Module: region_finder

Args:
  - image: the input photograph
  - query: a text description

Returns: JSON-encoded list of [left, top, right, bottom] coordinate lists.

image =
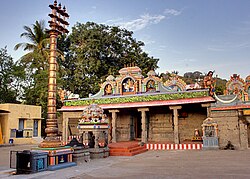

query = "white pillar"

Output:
[[169, 106, 182, 144], [138, 108, 149, 143], [109, 110, 119, 143]]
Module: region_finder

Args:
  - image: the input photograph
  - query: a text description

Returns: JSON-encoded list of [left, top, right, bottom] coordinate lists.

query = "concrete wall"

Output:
[[59, 111, 82, 143], [0, 113, 8, 143], [0, 103, 42, 144]]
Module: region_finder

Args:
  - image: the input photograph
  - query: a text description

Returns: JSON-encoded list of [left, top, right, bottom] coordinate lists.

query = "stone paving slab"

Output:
[[0, 144, 250, 179]]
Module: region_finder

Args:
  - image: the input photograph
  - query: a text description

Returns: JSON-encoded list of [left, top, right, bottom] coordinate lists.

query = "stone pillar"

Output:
[[65, 118, 69, 144], [138, 108, 149, 143], [93, 130, 99, 149], [109, 110, 119, 143], [201, 103, 211, 117], [108, 115, 112, 144], [169, 106, 182, 144], [62, 117, 66, 144], [38, 120, 42, 138]]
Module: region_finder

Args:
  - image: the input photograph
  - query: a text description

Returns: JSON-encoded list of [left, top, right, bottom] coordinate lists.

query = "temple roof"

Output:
[[119, 66, 142, 75], [59, 91, 215, 112], [211, 104, 250, 111]]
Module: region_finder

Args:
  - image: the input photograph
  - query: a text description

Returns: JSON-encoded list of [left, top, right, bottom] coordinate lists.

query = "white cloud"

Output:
[[119, 14, 165, 32], [105, 18, 124, 24], [104, 8, 182, 32], [181, 58, 197, 62], [164, 9, 182, 16], [207, 46, 225, 52], [208, 42, 250, 52]]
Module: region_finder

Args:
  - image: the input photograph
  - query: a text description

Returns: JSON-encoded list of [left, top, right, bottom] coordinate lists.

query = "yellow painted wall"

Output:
[[0, 103, 42, 144]]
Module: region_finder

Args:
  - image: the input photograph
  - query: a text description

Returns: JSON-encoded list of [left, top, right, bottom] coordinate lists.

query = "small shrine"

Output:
[[201, 117, 219, 150], [78, 104, 109, 158]]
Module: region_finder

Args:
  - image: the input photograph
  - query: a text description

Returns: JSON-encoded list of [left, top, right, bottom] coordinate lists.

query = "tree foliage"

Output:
[[14, 20, 50, 119], [0, 47, 25, 103], [61, 22, 159, 97]]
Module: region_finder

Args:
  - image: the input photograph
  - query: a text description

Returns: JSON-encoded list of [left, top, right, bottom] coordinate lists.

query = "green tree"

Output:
[[14, 20, 69, 136], [0, 47, 25, 103], [14, 20, 50, 120], [14, 20, 50, 71], [63, 22, 159, 97], [214, 77, 227, 95]]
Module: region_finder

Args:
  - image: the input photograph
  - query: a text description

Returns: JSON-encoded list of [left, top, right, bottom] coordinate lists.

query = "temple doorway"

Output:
[[130, 112, 142, 140]]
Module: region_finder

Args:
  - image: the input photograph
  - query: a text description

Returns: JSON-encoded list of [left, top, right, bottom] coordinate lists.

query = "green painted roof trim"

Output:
[[65, 90, 209, 107]]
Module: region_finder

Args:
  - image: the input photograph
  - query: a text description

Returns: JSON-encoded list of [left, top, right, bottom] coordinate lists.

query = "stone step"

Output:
[[109, 142, 148, 156], [109, 147, 148, 156]]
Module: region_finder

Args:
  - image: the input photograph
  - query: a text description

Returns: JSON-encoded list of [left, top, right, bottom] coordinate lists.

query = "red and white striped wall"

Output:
[[146, 143, 203, 150], [60, 136, 202, 150]]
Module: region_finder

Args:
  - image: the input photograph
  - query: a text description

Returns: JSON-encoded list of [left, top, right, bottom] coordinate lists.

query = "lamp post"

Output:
[[40, 0, 69, 148]]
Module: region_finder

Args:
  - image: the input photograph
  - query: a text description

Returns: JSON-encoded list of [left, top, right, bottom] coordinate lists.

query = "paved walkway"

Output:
[[0, 144, 250, 179]]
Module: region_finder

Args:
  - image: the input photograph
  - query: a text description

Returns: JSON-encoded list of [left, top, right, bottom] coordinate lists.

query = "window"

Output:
[[19, 119, 24, 130], [10, 129, 16, 138], [16, 119, 25, 138], [33, 120, 38, 137]]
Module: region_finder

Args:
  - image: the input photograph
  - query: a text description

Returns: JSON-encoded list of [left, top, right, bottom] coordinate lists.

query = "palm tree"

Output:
[[14, 20, 50, 71]]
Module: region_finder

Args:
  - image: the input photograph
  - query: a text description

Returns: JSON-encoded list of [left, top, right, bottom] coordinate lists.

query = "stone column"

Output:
[[108, 115, 112, 144], [169, 106, 182, 144], [65, 118, 69, 144], [62, 117, 66, 144], [109, 110, 119, 143], [93, 130, 99, 149], [38, 120, 42, 138], [138, 108, 149, 143], [201, 103, 211, 117]]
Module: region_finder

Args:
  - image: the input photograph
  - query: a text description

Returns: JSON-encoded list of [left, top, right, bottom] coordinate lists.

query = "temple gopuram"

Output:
[[58, 67, 250, 151]]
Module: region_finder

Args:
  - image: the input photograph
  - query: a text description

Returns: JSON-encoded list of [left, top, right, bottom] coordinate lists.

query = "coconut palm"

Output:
[[14, 20, 50, 71]]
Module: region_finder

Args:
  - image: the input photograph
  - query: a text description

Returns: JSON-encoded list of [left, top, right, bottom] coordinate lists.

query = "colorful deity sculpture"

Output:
[[78, 104, 109, 149], [225, 74, 247, 100], [203, 71, 216, 96], [164, 73, 186, 92]]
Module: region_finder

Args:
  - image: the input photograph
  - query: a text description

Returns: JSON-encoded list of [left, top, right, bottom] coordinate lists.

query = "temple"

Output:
[[58, 67, 250, 150]]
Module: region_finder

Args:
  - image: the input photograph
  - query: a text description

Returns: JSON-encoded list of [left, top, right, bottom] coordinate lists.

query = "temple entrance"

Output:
[[130, 112, 142, 140], [135, 114, 142, 139]]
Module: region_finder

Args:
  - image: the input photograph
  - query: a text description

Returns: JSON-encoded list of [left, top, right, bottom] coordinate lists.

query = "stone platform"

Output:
[[32, 146, 76, 171], [89, 147, 109, 159]]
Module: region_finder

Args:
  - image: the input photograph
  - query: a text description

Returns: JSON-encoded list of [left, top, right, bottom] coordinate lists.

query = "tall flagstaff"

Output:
[[40, 0, 69, 148]]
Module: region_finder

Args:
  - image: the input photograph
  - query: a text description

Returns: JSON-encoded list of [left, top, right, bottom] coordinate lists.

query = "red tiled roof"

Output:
[[211, 104, 250, 111], [59, 96, 215, 112]]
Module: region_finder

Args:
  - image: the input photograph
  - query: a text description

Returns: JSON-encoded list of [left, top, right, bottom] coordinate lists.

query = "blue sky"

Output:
[[0, 0, 250, 80]]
